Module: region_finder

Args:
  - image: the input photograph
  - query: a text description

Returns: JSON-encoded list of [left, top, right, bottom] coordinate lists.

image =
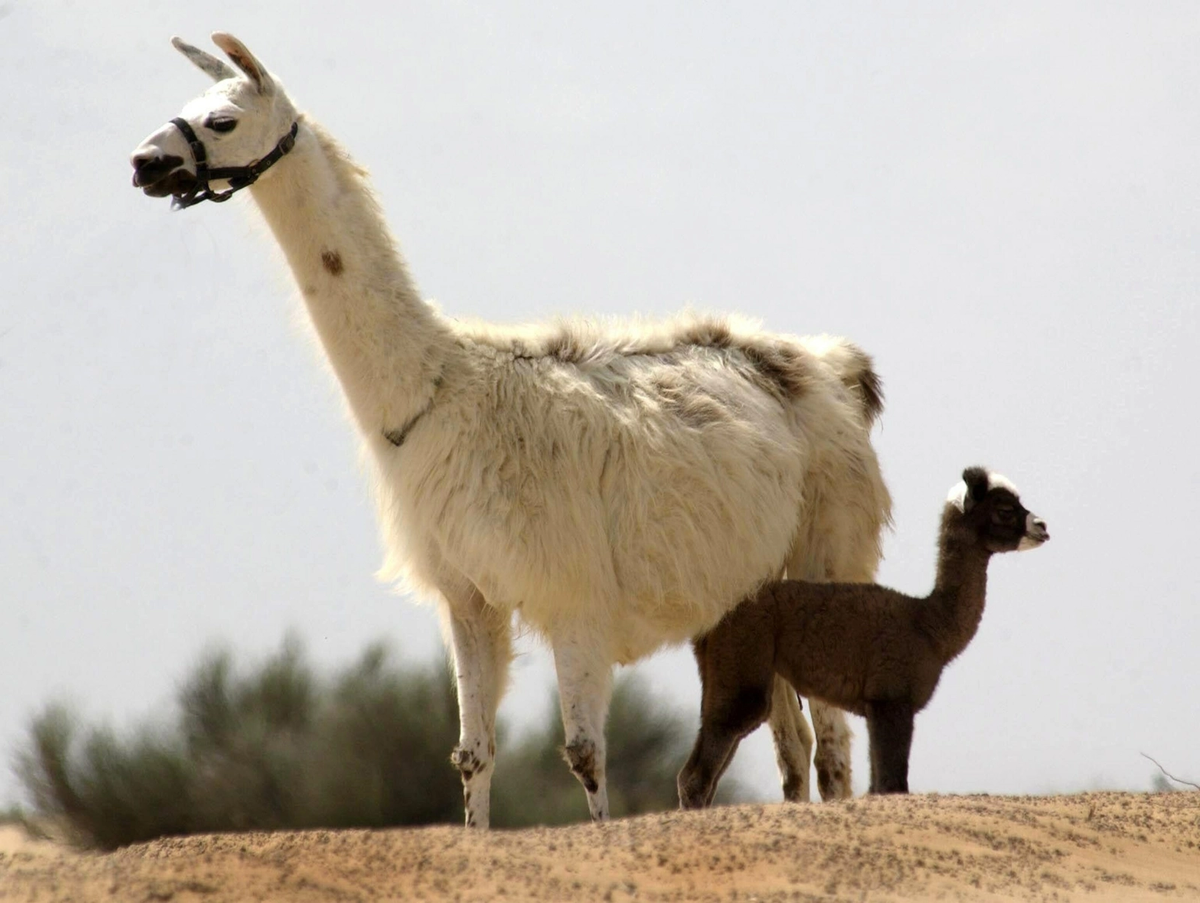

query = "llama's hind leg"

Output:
[[552, 634, 613, 821], [810, 700, 854, 800], [442, 584, 513, 828], [864, 699, 913, 794], [767, 677, 813, 802]]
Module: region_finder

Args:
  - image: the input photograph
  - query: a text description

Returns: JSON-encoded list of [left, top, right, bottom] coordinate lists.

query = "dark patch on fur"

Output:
[[382, 371, 444, 448], [815, 754, 848, 801], [320, 250, 344, 275], [853, 358, 885, 426], [740, 340, 812, 401], [562, 740, 600, 794], [450, 745, 484, 784], [503, 317, 773, 374], [543, 329, 588, 364], [680, 320, 733, 349]]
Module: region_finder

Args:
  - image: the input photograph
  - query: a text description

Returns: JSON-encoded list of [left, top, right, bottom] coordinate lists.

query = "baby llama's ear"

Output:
[[962, 467, 990, 508]]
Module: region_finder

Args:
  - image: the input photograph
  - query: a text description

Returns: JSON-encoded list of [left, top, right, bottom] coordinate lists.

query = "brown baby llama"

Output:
[[678, 466, 1049, 804]]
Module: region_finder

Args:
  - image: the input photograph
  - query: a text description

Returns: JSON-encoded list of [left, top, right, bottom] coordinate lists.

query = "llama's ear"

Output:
[[962, 467, 990, 508], [172, 36, 236, 82], [211, 32, 274, 94]]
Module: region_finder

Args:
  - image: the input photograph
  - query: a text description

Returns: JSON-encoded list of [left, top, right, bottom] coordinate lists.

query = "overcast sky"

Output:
[[2, 1, 1198, 808]]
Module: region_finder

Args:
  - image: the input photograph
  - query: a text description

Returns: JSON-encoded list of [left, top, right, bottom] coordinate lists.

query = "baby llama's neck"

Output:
[[924, 514, 992, 663], [248, 117, 457, 441]]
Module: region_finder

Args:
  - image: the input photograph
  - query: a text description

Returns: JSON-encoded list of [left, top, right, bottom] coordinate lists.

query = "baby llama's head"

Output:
[[944, 467, 1049, 554]]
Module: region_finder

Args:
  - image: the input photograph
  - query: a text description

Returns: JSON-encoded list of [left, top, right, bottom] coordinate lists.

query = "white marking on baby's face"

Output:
[[1017, 512, 1049, 550], [948, 469, 1020, 513], [986, 471, 1020, 496]]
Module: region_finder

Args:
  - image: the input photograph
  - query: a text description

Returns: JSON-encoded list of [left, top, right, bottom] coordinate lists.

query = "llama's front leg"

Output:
[[767, 677, 813, 802], [552, 636, 613, 821], [443, 586, 513, 828], [864, 699, 913, 794], [678, 719, 744, 809], [678, 682, 771, 809]]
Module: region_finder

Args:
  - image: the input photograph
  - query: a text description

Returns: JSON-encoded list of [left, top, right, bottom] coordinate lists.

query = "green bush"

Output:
[[14, 638, 751, 848]]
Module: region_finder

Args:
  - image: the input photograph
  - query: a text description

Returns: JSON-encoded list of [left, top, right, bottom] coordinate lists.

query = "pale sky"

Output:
[[3, 1, 1198, 807]]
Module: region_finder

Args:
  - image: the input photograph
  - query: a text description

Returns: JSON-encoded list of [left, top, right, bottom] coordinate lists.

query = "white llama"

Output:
[[130, 33, 892, 827]]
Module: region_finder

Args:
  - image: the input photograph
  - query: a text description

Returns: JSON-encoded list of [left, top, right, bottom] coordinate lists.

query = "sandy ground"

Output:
[[1, 792, 1197, 902]]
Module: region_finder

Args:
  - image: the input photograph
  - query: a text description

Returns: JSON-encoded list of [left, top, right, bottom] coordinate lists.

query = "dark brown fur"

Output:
[[320, 249, 344, 275], [844, 347, 884, 427], [678, 467, 1048, 805], [739, 339, 813, 401], [562, 739, 601, 794]]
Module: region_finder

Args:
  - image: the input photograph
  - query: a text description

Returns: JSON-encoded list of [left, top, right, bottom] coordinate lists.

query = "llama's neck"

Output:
[[248, 117, 457, 439], [924, 521, 992, 663]]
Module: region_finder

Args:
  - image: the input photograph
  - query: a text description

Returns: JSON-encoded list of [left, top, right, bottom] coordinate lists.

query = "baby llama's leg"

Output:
[[865, 699, 914, 794], [679, 680, 773, 809], [443, 585, 513, 828], [552, 632, 614, 820], [680, 617, 779, 808]]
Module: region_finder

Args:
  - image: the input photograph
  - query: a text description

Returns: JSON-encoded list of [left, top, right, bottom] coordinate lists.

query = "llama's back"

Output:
[[761, 580, 930, 714], [375, 312, 888, 663]]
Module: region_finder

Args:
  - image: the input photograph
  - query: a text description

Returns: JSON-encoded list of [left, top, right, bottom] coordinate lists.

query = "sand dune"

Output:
[[2, 792, 1197, 901]]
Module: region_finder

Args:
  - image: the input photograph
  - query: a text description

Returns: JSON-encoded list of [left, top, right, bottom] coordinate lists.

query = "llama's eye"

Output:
[[207, 117, 238, 133]]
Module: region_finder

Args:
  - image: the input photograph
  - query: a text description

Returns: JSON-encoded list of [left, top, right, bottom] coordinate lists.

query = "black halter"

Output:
[[169, 118, 299, 209]]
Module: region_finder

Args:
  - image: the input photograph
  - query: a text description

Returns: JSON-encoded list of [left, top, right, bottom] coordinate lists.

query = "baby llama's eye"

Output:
[[207, 117, 238, 133]]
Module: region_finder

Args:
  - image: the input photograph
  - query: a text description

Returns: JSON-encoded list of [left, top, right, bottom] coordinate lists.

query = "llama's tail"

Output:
[[802, 336, 884, 428]]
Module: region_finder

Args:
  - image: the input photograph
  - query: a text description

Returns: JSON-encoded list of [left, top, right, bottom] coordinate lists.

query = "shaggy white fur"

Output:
[[131, 33, 892, 827]]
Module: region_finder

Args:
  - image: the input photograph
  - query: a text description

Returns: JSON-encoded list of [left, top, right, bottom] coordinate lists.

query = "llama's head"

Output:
[[945, 467, 1049, 554], [130, 33, 299, 207]]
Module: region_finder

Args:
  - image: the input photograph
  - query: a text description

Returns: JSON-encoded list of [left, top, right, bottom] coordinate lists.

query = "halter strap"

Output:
[[169, 118, 299, 209]]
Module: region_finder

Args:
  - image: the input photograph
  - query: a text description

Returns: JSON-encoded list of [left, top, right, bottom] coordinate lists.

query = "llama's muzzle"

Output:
[[1019, 515, 1049, 550], [131, 153, 198, 198]]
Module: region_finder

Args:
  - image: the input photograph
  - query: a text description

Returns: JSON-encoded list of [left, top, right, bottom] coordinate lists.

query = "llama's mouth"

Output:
[[131, 154, 198, 199], [1018, 516, 1049, 550], [136, 169, 201, 199]]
